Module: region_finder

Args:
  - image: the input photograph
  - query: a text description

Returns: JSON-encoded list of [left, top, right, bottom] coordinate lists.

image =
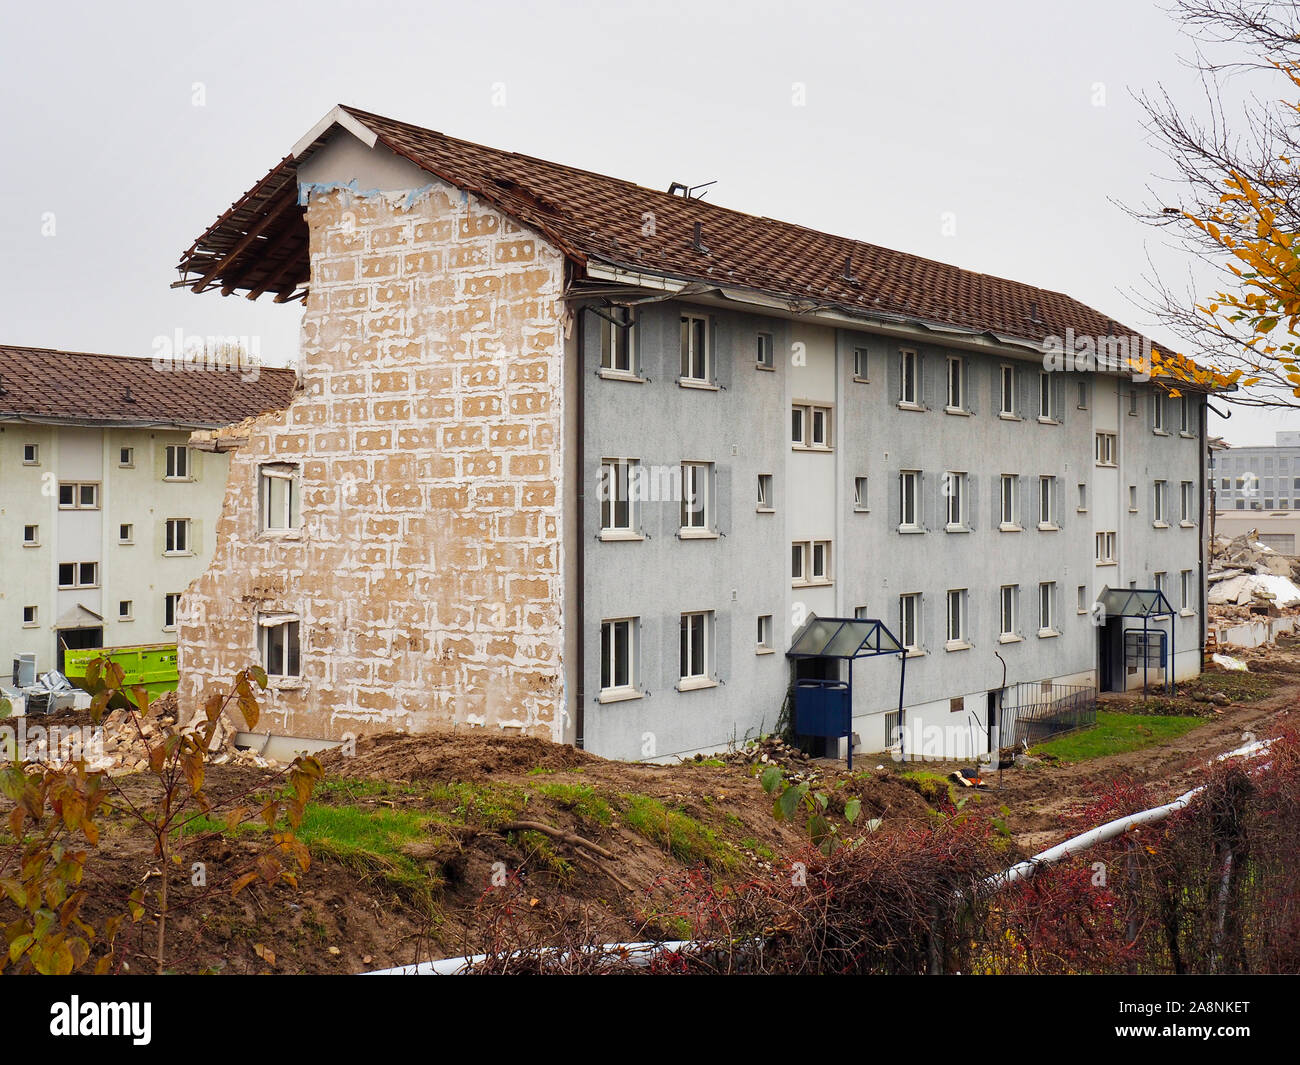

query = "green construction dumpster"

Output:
[[63, 643, 179, 705]]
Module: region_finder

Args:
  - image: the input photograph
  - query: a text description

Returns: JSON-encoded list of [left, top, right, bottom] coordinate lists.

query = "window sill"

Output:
[[904, 648, 926, 659], [1152, 521, 1170, 530], [269, 677, 304, 691], [1096, 462, 1117, 469], [1180, 608, 1196, 618], [1179, 431, 1195, 439], [756, 505, 775, 514], [945, 524, 970, 534], [998, 412, 1021, 422], [853, 506, 869, 514], [1179, 520, 1195, 529], [21, 543, 39, 549], [791, 444, 833, 454], [599, 530, 645, 542], [163, 551, 194, 558], [678, 378, 719, 392], [162, 477, 194, 483], [755, 363, 775, 373], [1096, 560, 1117, 567], [1076, 507, 1088, 514], [21, 623, 38, 630], [998, 634, 1022, 644], [598, 368, 645, 383], [1037, 522, 1060, 532], [1037, 628, 1060, 639], [998, 523, 1022, 533], [676, 676, 718, 693], [1153, 429, 1170, 437], [897, 401, 925, 413], [945, 640, 971, 653], [258, 529, 304, 541], [1128, 508, 1139, 514], [852, 375, 870, 384], [755, 646, 776, 656], [598, 687, 643, 705], [678, 528, 719, 540], [793, 578, 833, 589], [1037, 416, 1060, 426], [897, 525, 925, 535], [944, 406, 970, 417]]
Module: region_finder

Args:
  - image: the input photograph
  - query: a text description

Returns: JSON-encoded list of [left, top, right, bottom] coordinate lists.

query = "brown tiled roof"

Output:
[[178, 104, 1142, 350], [0, 346, 297, 428]]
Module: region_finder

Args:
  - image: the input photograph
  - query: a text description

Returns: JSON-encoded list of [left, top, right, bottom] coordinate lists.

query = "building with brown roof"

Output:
[[0, 346, 295, 676], [171, 106, 1207, 761]]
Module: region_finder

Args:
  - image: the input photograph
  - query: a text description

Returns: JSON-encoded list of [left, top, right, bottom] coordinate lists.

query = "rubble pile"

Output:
[[712, 735, 820, 783], [1209, 530, 1300, 616]]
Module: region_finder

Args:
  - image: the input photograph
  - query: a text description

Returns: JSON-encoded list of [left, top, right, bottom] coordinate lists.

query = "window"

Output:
[[946, 356, 963, 409], [22, 606, 37, 627], [600, 458, 638, 533], [22, 524, 38, 546], [999, 585, 1017, 639], [899, 471, 920, 529], [854, 476, 868, 511], [792, 541, 832, 583], [600, 618, 636, 693], [946, 589, 967, 646], [1180, 481, 1195, 524], [944, 471, 966, 529], [757, 614, 774, 652], [792, 403, 832, 448], [679, 611, 710, 683], [1039, 372, 1054, 420], [756, 331, 774, 369], [679, 314, 710, 382], [1129, 484, 1138, 512], [1179, 395, 1192, 434], [58, 482, 99, 509], [757, 474, 774, 511], [1152, 393, 1166, 433], [812, 540, 831, 581], [1039, 476, 1057, 527], [853, 346, 869, 381], [259, 615, 301, 678], [999, 365, 1015, 416], [1154, 481, 1168, 525], [899, 349, 918, 405], [1076, 380, 1089, 409], [1095, 432, 1116, 466], [899, 593, 921, 652], [58, 562, 98, 589], [680, 462, 711, 531], [600, 307, 635, 373], [165, 445, 190, 480], [1129, 389, 1139, 416], [1077, 483, 1087, 511], [1154, 571, 1167, 598], [118, 600, 133, 621], [791, 541, 807, 582], [165, 518, 191, 555], [22, 444, 38, 465], [1077, 585, 1088, 614], [1038, 582, 1056, 634], [119, 446, 134, 467], [1095, 531, 1117, 564], [1181, 570, 1195, 613], [260, 463, 301, 532], [1000, 474, 1018, 527], [164, 593, 182, 630], [119, 523, 134, 544]]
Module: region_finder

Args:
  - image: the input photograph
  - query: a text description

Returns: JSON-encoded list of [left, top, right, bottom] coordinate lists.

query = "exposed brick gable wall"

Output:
[[178, 181, 567, 742]]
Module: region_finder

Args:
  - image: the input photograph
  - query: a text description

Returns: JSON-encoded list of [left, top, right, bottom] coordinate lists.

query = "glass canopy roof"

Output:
[[786, 615, 905, 659], [1096, 587, 1176, 619]]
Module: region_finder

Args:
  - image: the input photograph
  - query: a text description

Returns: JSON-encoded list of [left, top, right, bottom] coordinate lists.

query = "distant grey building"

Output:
[[1212, 432, 1300, 551]]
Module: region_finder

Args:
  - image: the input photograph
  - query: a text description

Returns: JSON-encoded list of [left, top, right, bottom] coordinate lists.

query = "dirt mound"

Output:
[[321, 729, 598, 782]]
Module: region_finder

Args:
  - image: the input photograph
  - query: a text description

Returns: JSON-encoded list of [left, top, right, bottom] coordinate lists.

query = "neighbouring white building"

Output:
[[0, 345, 295, 677]]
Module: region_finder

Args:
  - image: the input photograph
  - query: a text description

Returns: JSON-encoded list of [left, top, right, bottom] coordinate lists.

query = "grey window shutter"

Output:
[[1017, 475, 1027, 527], [967, 590, 979, 648], [1052, 375, 1065, 424], [921, 472, 932, 531], [922, 352, 937, 410], [965, 360, 978, 414], [889, 472, 901, 528], [666, 612, 682, 687], [712, 611, 729, 683], [713, 319, 730, 390], [967, 474, 978, 530], [1015, 368, 1028, 418], [921, 592, 934, 653], [714, 465, 730, 534], [888, 348, 901, 402]]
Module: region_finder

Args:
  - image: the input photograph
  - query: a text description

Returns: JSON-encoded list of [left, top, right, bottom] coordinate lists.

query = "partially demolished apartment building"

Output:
[[173, 105, 1207, 761]]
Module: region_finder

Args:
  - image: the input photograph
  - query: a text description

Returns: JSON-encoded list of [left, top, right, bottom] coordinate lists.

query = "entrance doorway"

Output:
[[792, 656, 841, 758]]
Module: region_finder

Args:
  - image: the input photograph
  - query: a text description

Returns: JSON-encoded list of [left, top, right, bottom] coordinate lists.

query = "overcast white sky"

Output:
[[2, 0, 1296, 445]]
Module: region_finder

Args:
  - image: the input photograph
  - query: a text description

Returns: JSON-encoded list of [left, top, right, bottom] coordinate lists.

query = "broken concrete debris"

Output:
[[1209, 530, 1300, 613]]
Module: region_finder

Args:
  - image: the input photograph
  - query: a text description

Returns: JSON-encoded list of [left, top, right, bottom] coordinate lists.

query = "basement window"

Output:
[[259, 463, 301, 533], [259, 613, 302, 681]]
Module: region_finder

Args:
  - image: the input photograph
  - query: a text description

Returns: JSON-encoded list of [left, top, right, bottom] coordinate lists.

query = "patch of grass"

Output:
[[739, 836, 776, 862], [899, 770, 956, 805], [1182, 671, 1275, 702], [510, 829, 573, 877], [536, 782, 614, 826], [426, 781, 530, 827], [314, 776, 420, 801], [619, 794, 738, 872], [1032, 711, 1206, 763]]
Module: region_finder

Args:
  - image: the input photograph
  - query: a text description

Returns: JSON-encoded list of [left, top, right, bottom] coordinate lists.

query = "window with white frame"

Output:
[[854, 476, 868, 510], [119, 600, 133, 621], [899, 593, 921, 652], [22, 444, 39, 465], [1039, 372, 1054, 420], [1077, 585, 1088, 613], [1000, 474, 1018, 527], [1153, 393, 1166, 433], [164, 592, 182, 630], [1077, 483, 1087, 511], [260, 463, 301, 532], [680, 462, 711, 531], [791, 541, 807, 583], [600, 617, 636, 693], [22, 606, 37, 627], [1039, 476, 1057, 527], [946, 356, 963, 409], [946, 589, 967, 645], [1129, 389, 1139, 416], [259, 614, 301, 678], [1129, 484, 1138, 512], [1154, 480, 1168, 525], [1039, 581, 1056, 633], [1154, 571, 1167, 598], [899, 470, 920, 529], [600, 458, 638, 533], [1179, 394, 1192, 434], [165, 445, 190, 480], [679, 611, 710, 682], [944, 471, 966, 529], [792, 403, 832, 448], [22, 524, 38, 546], [1180, 481, 1195, 524], [1000, 585, 1017, 638], [792, 540, 832, 583], [58, 562, 98, 589], [811, 540, 831, 581], [899, 349, 918, 405], [1181, 569, 1195, 613], [757, 473, 773, 510], [756, 331, 774, 370], [165, 518, 191, 555], [119, 523, 133, 544], [757, 614, 774, 652], [58, 482, 99, 510], [1095, 432, 1117, 466], [119, 446, 134, 467], [853, 346, 869, 380], [999, 365, 1015, 416], [679, 314, 710, 382], [1076, 379, 1089, 409], [1095, 530, 1117, 564], [600, 307, 635, 373]]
